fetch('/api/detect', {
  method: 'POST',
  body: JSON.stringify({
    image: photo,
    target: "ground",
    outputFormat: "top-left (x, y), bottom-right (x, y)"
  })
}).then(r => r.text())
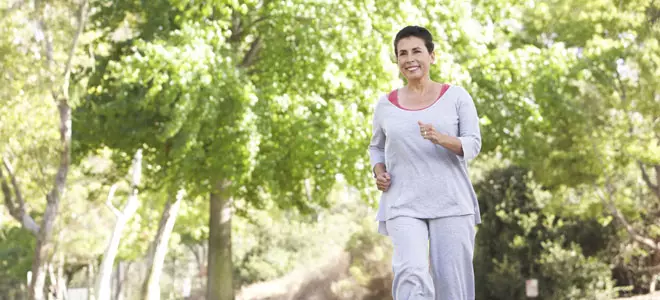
top-left (616, 291), bottom-right (660, 300)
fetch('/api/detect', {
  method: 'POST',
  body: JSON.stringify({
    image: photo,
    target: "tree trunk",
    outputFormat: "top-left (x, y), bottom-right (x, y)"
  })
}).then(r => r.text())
top-left (56, 252), bottom-right (67, 299)
top-left (96, 150), bottom-right (142, 300)
top-left (206, 180), bottom-right (233, 300)
top-left (95, 197), bottom-right (139, 300)
top-left (142, 189), bottom-right (184, 300)
top-left (114, 261), bottom-right (122, 300)
top-left (87, 262), bottom-right (95, 300)
top-left (26, 0), bottom-right (89, 297)
top-left (28, 101), bottom-right (71, 300)
top-left (650, 251), bottom-right (660, 293)
top-left (0, 158), bottom-right (40, 235)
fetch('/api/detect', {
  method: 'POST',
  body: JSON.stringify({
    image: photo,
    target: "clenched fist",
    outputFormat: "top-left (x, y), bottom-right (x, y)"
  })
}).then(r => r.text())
top-left (418, 121), bottom-right (442, 144)
top-left (374, 164), bottom-right (392, 192)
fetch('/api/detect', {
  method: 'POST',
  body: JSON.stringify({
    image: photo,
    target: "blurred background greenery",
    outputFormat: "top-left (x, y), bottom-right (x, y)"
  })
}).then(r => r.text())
top-left (1, 0), bottom-right (659, 299)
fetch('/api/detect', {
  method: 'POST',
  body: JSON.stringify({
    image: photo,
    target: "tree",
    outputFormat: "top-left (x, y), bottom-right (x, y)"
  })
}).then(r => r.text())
top-left (142, 188), bottom-right (184, 300)
top-left (74, 0), bottom-right (407, 297)
top-left (96, 150), bottom-right (142, 300)
top-left (0, 0), bottom-right (91, 298)
top-left (464, 0), bottom-right (660, 292)
top-left (474, 166), bottom-right (616, 300)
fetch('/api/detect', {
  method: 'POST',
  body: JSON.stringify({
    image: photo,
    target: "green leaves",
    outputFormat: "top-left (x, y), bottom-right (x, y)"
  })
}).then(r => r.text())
top-left (474, 166), bottom-right (617, 300)
top-left (78, 20), bottom-right (254, 191)
top-left (0, 227), bottom-right (35, 285)
top-left (462, 0), bottom-right (660, 194)
top-left (80, 0), bottom-right (411, 212)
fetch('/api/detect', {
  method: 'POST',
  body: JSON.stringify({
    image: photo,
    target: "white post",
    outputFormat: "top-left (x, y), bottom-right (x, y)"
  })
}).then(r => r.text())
top-left (525, 279), bottom-right (539, 298)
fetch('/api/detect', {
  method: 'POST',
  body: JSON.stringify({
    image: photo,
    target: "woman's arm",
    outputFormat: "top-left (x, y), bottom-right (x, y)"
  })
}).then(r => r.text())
top-left (454, 88), bottom-right (482, 160)
top-left (435, 135), bottom-right (464, 156)
top-left (369, 101), bottom-right (386, 176)
top-left (419, 87), bottom-right (481, 159)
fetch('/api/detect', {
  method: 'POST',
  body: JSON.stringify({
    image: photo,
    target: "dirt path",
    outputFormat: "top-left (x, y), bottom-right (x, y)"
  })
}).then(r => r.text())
top-left (616, 291), bottom-right (660, 299)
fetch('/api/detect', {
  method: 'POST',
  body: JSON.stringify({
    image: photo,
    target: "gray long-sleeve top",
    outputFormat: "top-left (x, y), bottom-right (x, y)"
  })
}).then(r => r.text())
top-left (368, 85), bottom-right (482, 235)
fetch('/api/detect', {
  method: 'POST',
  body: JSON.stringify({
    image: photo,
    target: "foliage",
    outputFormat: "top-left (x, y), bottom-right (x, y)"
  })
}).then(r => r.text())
top-left (2, 0), bottom-right (659, 298)
top-left (74, 0), bottom-right (405, 209)
top-left (474, 166), bottom-right (616, 300)
top-left (538, 241), bottom-right (616, 300)
top-left (232, 184), bottom-right (367, 287)
top-left (335, 218), bottom-right (393, 300)
top-left (465, 0), bottom-right (660, 291)
top-left (0, 226), bottom-right (35, 288)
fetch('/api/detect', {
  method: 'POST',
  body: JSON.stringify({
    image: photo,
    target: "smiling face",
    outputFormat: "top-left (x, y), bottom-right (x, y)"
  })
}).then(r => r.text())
top-left (396, 36), bottom-right (435, 81)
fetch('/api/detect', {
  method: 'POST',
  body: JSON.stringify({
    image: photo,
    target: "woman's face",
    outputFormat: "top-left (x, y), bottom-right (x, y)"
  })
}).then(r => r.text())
top-left (396, 36), bottom-right (435, 81)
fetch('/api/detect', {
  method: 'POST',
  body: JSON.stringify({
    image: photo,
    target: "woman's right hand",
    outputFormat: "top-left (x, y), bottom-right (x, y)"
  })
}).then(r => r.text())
top-left (376, 172), bottom-right (391, 191)
top-left (374, 164), bottom-right (391, 192)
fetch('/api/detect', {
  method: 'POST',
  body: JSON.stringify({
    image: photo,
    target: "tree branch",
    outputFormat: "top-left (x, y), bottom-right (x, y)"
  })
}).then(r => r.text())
top-left (64, 263), bottom-right (87, 286)
top-left (642, 262), bottom-right (660, 274)
top-left (229, 15), bottom-right (270, 45)
top-left (2, 158), bottom-right (24, 212)
top-left (40, 19), bottom-right (55, 68)
top-left (251, 15), bottom-right (270, 26)
top-left (105, 146), bottom-right (141, 219)
top-left (47, 0), bottom-right (89, 207)
top-left (121, 148), bottom-right (142, 216)
top-left (639, 162), bottom-right (660, 200)
top-left (61, 0), bottom-right (89, 101)
top-left (33, 0), bottom-right (55, 74)
top-left (129, 149), bottom-right (142, 189)
top-left (1, 160), bottom-right (17, 215)
top-left (1, 157), bottom-right (40, 235)
top-left (229, 11), bottom-right (243, 42)
top-left (239, 37), bottom-right (262, 68)
top-left (595, 183), bottom-right (659, 251)
top-left (105, 184), bottom-right (121, 218)
top-left (41, 25), bottom-right (59, 101)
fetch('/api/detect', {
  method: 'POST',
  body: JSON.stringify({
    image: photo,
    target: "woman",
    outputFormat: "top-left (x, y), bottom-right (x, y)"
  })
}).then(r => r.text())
top-left (368, 25), bottom-right (482, 300)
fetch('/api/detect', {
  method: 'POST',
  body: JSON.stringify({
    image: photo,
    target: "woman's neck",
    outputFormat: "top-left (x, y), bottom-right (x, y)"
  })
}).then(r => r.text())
top-left (406, 76), bottom-right (434, 95)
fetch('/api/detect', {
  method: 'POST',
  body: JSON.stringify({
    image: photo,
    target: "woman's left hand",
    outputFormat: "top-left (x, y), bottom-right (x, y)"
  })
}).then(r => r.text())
top-left (418, 121), bottom-right (443, 145)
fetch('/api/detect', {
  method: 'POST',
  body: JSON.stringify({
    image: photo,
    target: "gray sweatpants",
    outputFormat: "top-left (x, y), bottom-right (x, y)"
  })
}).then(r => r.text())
top-left (386, 215), bottom-right (476, 300)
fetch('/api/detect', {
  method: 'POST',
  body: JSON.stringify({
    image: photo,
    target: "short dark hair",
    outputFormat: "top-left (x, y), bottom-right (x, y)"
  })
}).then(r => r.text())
top-left (394, 26), bottom-right (434, 56)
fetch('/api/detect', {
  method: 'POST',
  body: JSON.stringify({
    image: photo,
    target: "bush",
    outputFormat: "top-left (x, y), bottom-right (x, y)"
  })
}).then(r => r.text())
top-left (333, 218), bottom-right (393, 300)
top-left (474, 166), bottom-right (616, 300)
top-left (0, 226), bottom-right (34, 295)
top-left (232, 185), bottom-right (367, 287)
top-left (538, 241), bottom-right (615, 300)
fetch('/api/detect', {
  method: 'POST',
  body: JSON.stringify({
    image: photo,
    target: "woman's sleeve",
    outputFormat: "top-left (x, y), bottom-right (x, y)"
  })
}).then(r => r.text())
top-left (368, 102), bottom-right (386, 174)
top-left (457, 87), bottom-right (482, 161)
